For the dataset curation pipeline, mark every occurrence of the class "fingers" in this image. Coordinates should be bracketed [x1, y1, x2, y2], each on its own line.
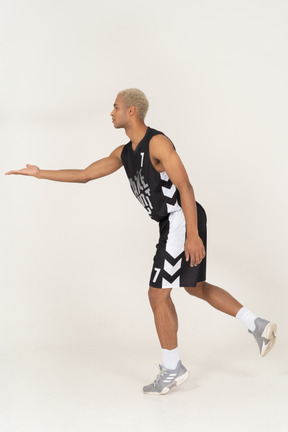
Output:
[191, 257, 200, 267]
[5, 164, 33, 175]
[5, 170, 20, 175]
[186, 251, 199, 267]
[5, 170, 25, 175]
[186, 250, 206, 267]
[185, 238, 206, 267]
[5, 167, 31, 175]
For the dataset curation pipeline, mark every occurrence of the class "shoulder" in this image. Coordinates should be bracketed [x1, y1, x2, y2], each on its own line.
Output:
[150, 132, 176, 159]
[109, 144, 126, 161]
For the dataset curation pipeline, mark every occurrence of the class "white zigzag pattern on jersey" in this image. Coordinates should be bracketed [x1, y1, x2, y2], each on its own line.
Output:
[160, 171, 181, 212]
[164, 258, 182, 276]
[160, 171, 169, 181]
[167, 202, 181, 213]
[162, 183, 176, 198]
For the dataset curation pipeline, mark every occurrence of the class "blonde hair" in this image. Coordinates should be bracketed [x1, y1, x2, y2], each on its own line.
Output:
[117, 88, 149, 121]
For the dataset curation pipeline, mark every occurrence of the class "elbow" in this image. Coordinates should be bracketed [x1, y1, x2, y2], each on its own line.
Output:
[80, 170, 89, 184]
[81, 178, 90, 184]
[178, 180, 193, 192]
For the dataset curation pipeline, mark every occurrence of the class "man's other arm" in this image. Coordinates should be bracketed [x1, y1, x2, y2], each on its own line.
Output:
[150, 135, 205, 267]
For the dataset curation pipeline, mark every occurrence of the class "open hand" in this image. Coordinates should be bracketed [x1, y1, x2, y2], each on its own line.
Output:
[5, 164, 40, 177]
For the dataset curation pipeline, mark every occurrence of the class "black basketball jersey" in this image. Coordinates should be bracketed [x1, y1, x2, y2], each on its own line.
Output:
[121, 126, 182, 222]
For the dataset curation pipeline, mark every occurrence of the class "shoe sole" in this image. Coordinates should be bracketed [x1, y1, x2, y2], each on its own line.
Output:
[143, 370, 190, 395]
[261, 322, 277, 357]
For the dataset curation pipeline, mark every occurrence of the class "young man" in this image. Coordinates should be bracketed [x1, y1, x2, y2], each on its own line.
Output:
[6, 88, 277, 395]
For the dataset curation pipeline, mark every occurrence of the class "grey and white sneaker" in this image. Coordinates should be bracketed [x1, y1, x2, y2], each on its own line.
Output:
[249, 317, 277, 357]
[143, 360, 190, 395]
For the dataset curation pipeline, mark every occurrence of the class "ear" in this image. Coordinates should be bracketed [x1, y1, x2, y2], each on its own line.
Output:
[129, 105, 137, 117]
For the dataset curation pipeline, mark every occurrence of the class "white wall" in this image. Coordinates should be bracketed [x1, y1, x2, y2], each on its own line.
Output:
[1, 0, 287, 348]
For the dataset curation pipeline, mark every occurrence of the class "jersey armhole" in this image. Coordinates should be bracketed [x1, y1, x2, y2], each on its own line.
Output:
[120, 143, 129, 164]
[148, 132, 176, 175]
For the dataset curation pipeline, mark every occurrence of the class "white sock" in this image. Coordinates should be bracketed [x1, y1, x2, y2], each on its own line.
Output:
[236, 306, 257, 332]
[162, 347, 180, 370]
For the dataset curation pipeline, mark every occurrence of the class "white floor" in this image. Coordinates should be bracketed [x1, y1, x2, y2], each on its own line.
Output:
[1, 338, 287, 432]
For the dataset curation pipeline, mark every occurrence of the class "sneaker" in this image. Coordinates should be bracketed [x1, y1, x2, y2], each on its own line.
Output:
[143, 360, 190, 395]
[249, 317, 277, 357]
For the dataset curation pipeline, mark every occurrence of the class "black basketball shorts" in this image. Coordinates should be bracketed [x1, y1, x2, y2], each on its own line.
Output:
[149, 202, 207, 289]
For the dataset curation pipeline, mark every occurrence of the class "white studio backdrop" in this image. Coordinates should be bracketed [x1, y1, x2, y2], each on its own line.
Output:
[1, 0, 288, 350]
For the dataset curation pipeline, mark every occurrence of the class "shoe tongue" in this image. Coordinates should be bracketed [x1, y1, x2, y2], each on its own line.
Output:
[160, 364, 169, 372]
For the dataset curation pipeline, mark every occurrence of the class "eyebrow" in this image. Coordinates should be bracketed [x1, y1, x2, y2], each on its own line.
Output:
[113, 103, 118, 107]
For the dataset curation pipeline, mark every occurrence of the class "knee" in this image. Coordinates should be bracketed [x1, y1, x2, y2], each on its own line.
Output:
[148, 286, 172, 311]
[197, 280, 208, 296]
[185, 281, 208, 299]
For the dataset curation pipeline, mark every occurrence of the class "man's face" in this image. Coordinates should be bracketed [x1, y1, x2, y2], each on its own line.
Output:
[110, 95, 130, 129]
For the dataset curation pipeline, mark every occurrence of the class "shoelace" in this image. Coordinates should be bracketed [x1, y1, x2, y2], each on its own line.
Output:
[153, 369, 168, 387]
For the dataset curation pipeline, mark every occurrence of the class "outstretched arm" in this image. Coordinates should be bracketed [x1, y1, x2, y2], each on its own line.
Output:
[150, 135, 205, 267]
[5, 145, 124, 183]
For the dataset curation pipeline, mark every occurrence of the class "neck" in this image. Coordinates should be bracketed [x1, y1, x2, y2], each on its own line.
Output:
[124, 122, 148, 148]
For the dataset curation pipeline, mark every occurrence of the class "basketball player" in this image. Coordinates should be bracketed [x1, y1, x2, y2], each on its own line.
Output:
[5, 88, 277, 395]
